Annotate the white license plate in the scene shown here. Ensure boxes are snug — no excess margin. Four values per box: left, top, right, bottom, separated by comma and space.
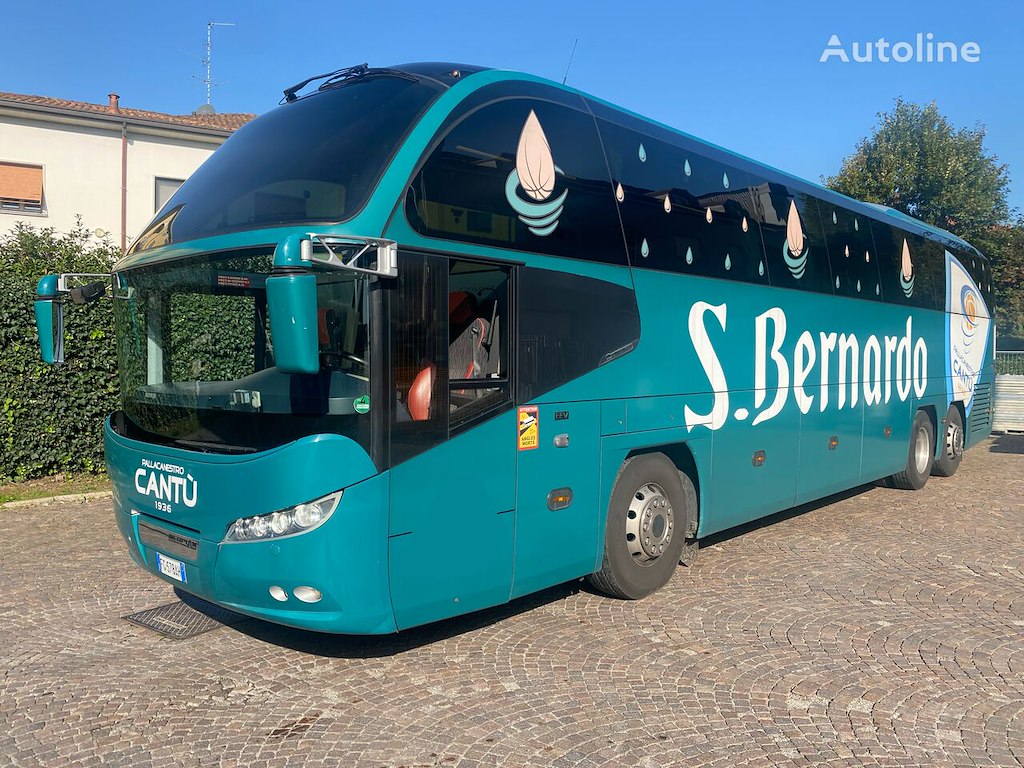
155, 552, 187, 583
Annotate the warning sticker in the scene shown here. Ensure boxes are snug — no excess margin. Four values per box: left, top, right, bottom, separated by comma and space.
518, 406, 539, 451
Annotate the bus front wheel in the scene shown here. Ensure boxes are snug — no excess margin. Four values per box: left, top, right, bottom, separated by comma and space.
932, 406, 964, 477
588, 453, 696, 600
889, 410, 934, 491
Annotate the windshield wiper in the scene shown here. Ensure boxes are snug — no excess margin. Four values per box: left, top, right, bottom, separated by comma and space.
281, 63, 420, 103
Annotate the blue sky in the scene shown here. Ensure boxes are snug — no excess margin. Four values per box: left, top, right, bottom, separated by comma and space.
4, 0, 1021, 213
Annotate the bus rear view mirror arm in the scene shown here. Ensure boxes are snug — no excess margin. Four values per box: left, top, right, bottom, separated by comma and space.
34, 272, 112, 365
300, 234, 398, 278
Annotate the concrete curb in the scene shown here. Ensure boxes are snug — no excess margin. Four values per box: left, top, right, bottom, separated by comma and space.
2, 490, 113, 509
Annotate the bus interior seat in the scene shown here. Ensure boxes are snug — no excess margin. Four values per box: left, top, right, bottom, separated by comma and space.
448, 291, 490, 381
407, 363, 435, 421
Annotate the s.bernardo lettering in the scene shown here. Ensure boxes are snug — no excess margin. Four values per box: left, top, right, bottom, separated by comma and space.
135, 459, 198, 509
685, 303, 927, 432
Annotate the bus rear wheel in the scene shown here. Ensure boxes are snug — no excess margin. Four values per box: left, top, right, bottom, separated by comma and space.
588, 453, 695, 600
889, 410, 934, 491
932, 406, 964, 477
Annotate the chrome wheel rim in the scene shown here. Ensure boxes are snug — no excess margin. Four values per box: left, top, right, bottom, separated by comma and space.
913, 425, 931, 475
945, 421, 964, 460
625, 482, 674, 566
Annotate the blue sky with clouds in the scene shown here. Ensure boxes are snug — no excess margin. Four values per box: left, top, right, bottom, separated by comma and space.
5, 0, 1021, 212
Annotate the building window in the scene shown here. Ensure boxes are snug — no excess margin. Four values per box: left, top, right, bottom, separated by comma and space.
0, 162, 45, 214
155, 177, 184, 213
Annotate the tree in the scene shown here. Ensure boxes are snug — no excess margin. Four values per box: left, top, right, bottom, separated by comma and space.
975, 220, 1024, 344
825, 99, 1010, 244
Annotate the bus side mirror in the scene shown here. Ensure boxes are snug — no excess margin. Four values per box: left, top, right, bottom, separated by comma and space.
34, 274, 65, 364
266, 272, 319, 375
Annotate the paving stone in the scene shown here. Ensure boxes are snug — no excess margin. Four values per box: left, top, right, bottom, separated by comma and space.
1, 434, 1022, 766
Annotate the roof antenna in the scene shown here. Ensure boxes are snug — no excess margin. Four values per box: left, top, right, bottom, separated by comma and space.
562, 38, 579, 85
199, 21, 235, 107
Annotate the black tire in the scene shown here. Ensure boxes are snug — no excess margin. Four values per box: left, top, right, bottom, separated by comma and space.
587, 453, 696, 600
889, 410, 934, 491
932, 406, 964, 477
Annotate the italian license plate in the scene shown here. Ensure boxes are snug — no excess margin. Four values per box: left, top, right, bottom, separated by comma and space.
155, 552, 187, 583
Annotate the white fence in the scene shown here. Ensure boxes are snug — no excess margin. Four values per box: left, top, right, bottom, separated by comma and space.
994, 351, 1024, 432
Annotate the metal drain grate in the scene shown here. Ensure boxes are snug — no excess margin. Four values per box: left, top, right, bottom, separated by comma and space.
124, 596, 248, 639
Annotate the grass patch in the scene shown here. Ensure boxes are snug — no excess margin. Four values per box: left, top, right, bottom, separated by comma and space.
0, 473, 111, 505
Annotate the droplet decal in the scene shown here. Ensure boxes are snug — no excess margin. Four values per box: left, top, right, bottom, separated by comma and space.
835, 276, 840, 289
663, 195, 672, 213
844, 244, 849, 258
742, 216, 749, 233
722, 172, 730, 189
724, 253, 731, 271
876, 283, 880, 296
900, 239, 915, 298
705, 207, 713, 223
832, 210, 838, 224
638, 143, 647, 162
640, 238, 649, 258
615, 182, 624, 202
758, 260, 765, 276
684, 158, 691, 176
865, 250, 870, 263
685, 246, 694, 264
854, 218, 859, 231
856, 279, 861, 293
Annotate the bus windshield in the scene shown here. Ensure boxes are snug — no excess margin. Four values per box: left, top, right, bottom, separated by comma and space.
111, 250, 373, 454
129, 74, 443, 253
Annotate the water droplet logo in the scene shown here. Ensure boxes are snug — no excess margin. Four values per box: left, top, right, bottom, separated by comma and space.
640, 238, 650, 258
684, 159, 691, 176
741, 216, 749, 233
844, 244, 849, 258
832, 210, 838, 225
724, 253, 731, 271
876, 284, 880, 296
900, 238, 915, 297
504, 111, 568, 237
705, 207, 713, 223
865, 250, 870, 263
722, 172, 730, 189
615, 182, 624, 203
685, 246, 694, 265
638, 143, 647, 162
758, 260, 764, 276
835, 276, 840, 289
782, 199, 808, 279
663, 195, 672, 213
854, 218, 859, 231
856, 279, 861, 293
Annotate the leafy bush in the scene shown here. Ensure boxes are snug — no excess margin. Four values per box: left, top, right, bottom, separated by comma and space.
0, 221, 120, 481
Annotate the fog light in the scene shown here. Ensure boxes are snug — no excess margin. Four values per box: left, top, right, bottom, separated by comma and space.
269, 585, 288, 602
293, 586, 322, 603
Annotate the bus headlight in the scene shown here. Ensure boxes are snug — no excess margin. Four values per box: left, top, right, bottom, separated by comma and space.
224, 491, 342, 543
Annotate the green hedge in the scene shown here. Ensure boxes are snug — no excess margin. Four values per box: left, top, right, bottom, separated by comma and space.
0, 222, 120, 482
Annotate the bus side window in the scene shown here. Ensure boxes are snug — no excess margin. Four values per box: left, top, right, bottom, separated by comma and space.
823, 206, 883, 300
871, 223, 943, 310
405, 88, 625, 266
751, 183, 833, 295
594, 119, 765, 285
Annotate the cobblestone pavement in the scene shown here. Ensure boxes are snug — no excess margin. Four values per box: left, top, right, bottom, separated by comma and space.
2, 434, 1023, 767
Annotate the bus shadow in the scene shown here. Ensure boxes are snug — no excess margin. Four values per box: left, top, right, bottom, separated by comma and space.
692, 482, 880, 552
196, 581, 582, 658
988, 432, 1024, 454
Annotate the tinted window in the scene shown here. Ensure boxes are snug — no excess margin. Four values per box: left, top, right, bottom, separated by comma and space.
872, 223, 943, 310
518, 268, 640, 401
130, 75, 441, 253
389, 253, 513, 466
596, 120, 765, 284
822, 206, 883, 300
750, 182, 833, 295
407, 91, 625, 265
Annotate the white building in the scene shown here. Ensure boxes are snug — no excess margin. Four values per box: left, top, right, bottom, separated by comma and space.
0, 91, 253, 251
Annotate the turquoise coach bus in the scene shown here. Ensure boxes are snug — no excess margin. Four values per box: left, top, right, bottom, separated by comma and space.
35, 63, 995, 633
